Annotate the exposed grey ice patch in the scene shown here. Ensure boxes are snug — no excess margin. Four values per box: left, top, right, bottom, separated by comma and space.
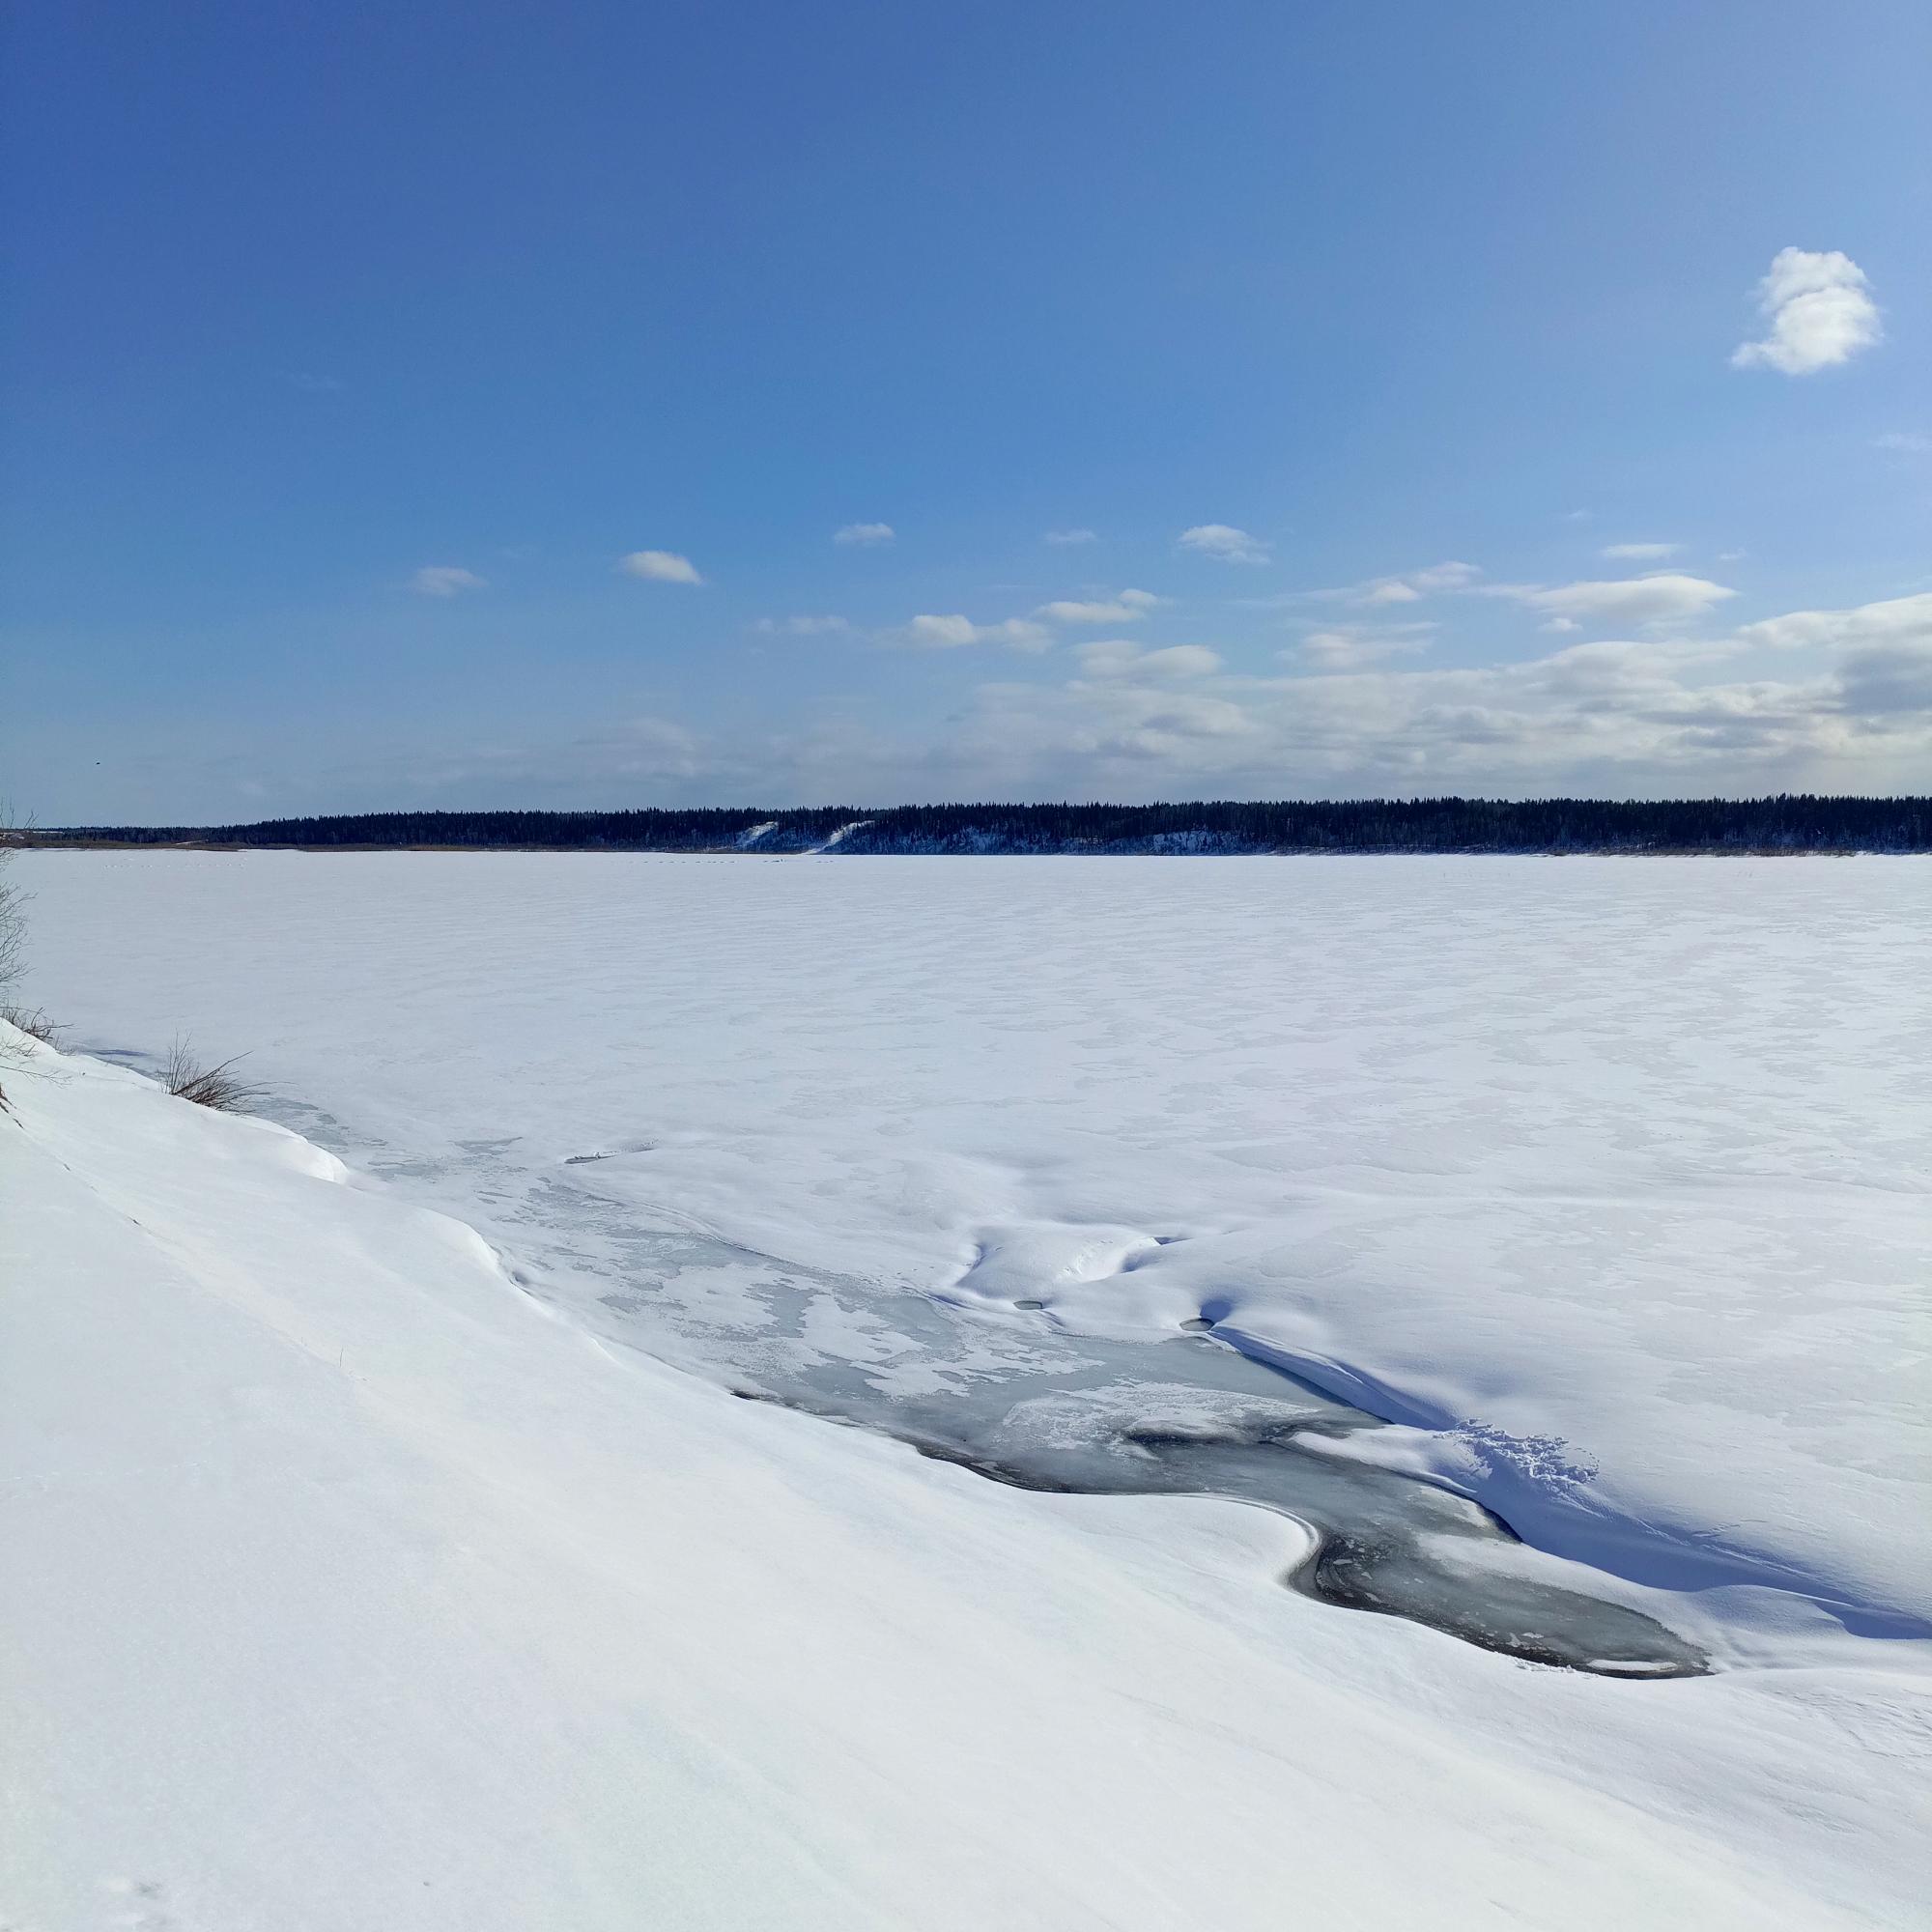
239, 1086, 1707, 1676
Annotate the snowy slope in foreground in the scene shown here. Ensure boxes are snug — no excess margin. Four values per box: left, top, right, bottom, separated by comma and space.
5, 1037, 1929, 1930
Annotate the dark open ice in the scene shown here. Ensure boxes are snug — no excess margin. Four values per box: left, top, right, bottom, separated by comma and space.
261, 1096, 1707, 1677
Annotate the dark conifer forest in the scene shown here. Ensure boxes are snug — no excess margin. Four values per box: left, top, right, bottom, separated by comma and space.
37, 797, 1932, 854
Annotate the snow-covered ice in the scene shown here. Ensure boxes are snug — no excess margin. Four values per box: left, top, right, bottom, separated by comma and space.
5, 848, 1930, 1925
16, 849, 1928, 1630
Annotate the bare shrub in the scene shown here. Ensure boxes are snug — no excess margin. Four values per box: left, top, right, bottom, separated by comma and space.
161, 1037, 263, 1113
0, 811, 22, 1003
0, 1004, 62, 1045
0, 883, 19, 997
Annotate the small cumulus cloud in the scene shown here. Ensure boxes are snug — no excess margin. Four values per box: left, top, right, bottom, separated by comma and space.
410, 565, 488, 598
1874, 432, 1931, 456
1407, 561, 1483, 591
1487, 573, 1737, 628
620, 550, 704, 584
1037, 588, 1162, 625
1601, 542, 1681, 561
894, 613, 1052, 653
833, 523, 895, 547
1352, 564, 1481, 605
1732, 248, 1882, 375
1179, 524, 1272, 564
901, 614, 979, 648
1075, 640, 1222, 678
1311, 561, 1483, 607
1044, 527, 1099, 546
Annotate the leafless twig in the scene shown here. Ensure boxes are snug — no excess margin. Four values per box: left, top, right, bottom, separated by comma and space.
161, 1037, 264, 1113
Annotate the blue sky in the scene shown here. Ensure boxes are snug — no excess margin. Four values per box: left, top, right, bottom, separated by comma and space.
5, 0, 1928, 819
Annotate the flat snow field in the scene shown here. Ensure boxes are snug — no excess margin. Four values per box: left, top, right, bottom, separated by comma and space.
6, 849, 1930, 1927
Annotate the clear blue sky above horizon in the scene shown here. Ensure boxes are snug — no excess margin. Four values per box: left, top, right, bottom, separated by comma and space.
5, 0, 1929, 820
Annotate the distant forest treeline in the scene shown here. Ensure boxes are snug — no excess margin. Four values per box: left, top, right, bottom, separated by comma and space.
37, 797, 1932, 853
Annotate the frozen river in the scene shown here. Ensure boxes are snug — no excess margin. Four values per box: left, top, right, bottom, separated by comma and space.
16, 848, 1931, 1670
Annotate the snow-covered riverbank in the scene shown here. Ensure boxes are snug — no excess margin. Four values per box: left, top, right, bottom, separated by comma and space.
4, 1032, 1927, 1928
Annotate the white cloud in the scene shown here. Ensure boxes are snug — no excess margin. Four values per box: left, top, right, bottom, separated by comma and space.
895, 613, 1052, 653
1734, 590, 1932, 653
1037, 588, 1161, 625
1293, 624, 1435, 669
1406, 561, 1482, 591
1731, 248, 1882, 375
1075, 640, 1222, 678
834, 523, 895, 547
1328, 561, 1483, 606
351, 586, 1932, 806
901, 614, 978, 648
1043, 527, 1099, 545
987, 620, 1055, 654
620, 550, 704, 584
1601, 543, 1681, 561
1874, 432, 1931, 456
753, 614, 851, 637
410, 565, 487, 598
1179, 524, 1271, 564
1841, 651, 1932, 716
1833, 603, 1932, 713
1488, 573, 1737, 628
949, 604, 1930, 796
